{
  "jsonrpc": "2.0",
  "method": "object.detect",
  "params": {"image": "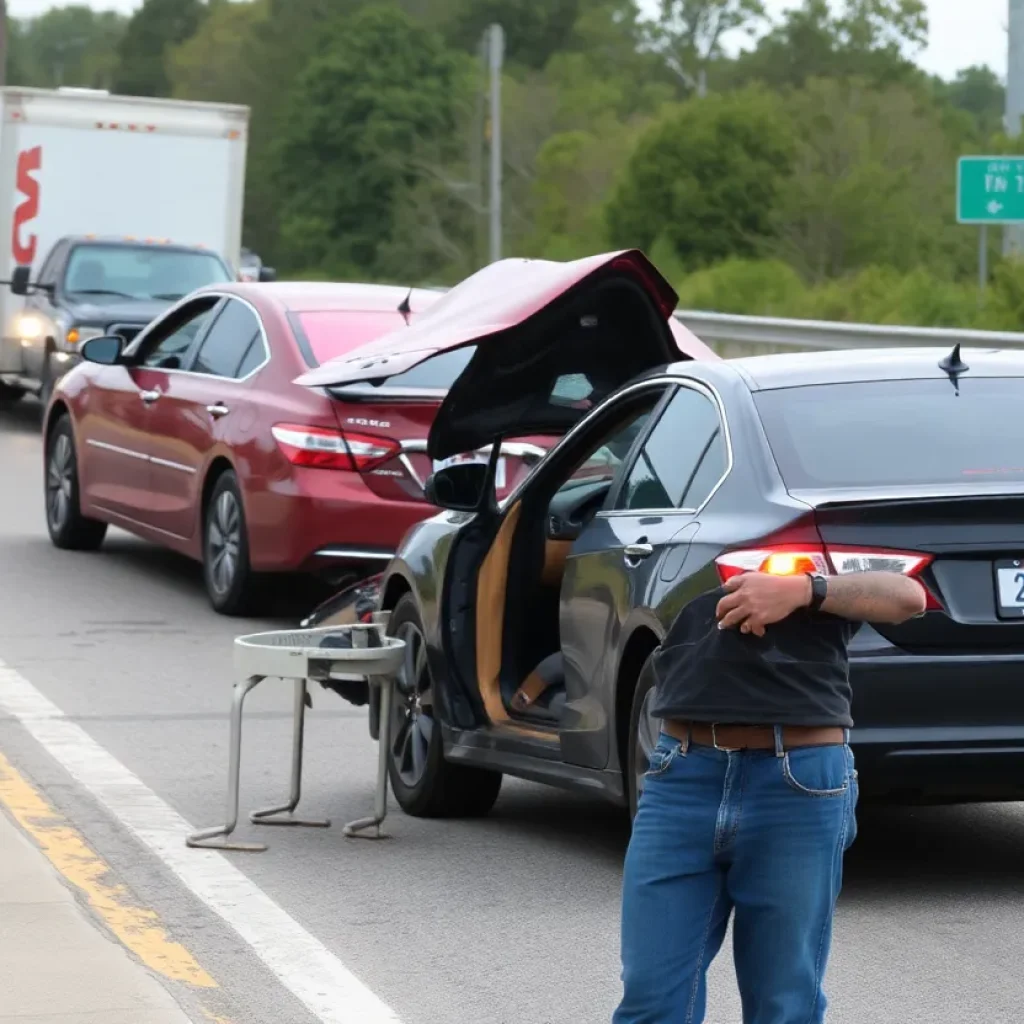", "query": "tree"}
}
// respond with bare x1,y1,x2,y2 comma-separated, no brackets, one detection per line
725,0,926,91
16,6,126,89
935,65,1005,140
605,89,794,267
167,0,267,104
771,77,968,282
644,0,766,95
437,0,583,69
273,6,466,278
113,0,207,97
